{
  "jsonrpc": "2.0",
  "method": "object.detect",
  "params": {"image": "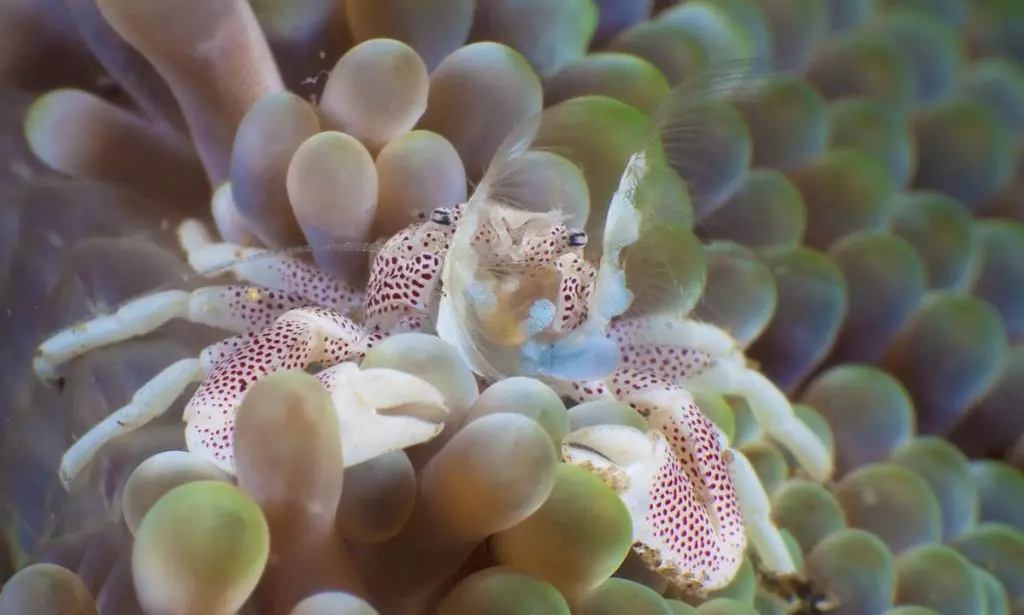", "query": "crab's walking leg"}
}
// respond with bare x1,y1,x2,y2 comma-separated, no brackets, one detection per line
34,286,312,384
610,318,834,482
728,449,797,575
58,332,250,488
61,307,378,487
185,307,380,474
37,221,362,384
693,362,832,482
178,219,363,311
